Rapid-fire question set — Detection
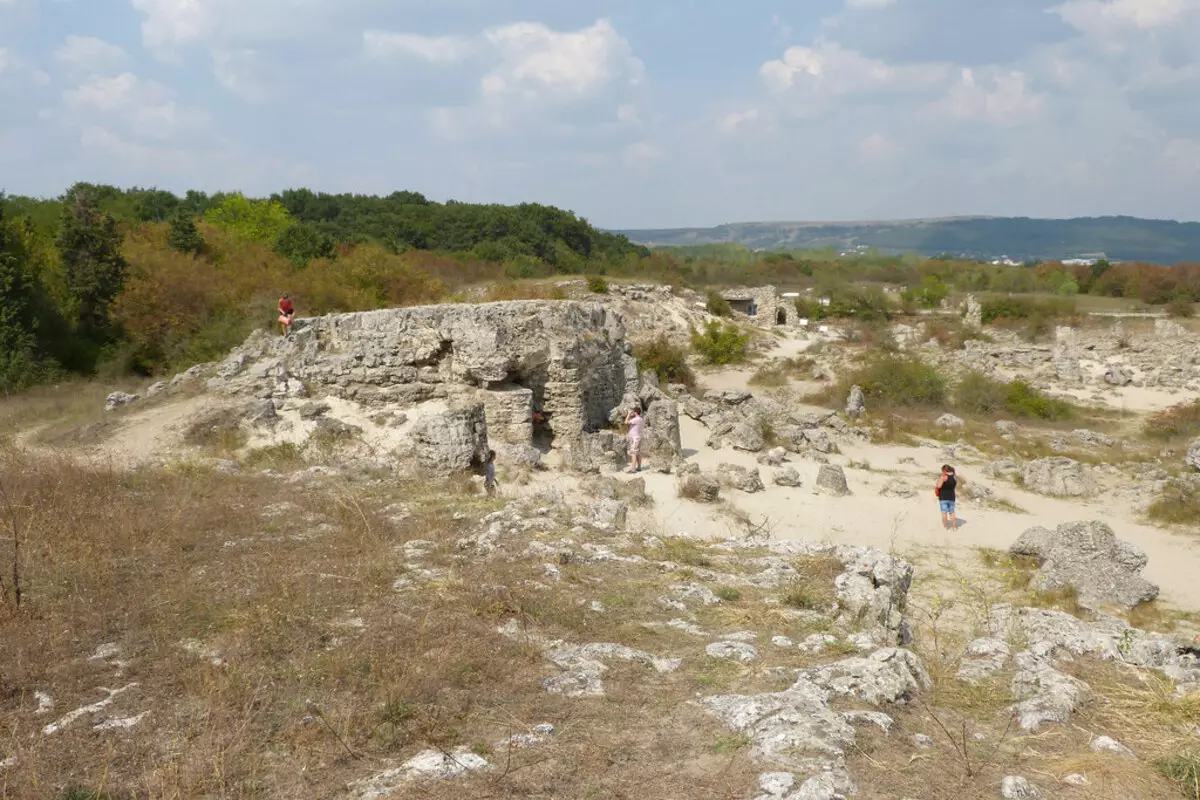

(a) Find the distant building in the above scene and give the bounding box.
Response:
[719,285,798,327]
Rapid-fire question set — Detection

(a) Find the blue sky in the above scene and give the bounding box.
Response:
[1,0,1199,228]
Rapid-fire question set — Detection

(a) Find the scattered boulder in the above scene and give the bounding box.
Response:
[1009,520,1159,611]
[105,392,138,412]
[1187,438,1200,471]
[956,638,1010,683]
[717,463,765,494]
[706,641,758,663]
[1011,647,1090,732]
[407,405,490,474]
[1156,318,1187,340]
[804,648,931,706]
[1104,362,1134,387]
[1072,429,1114,448]
[757,447,789,466]
[985,459,1021,479]
[1020,458,1098,498]
[678,471,720,503]
[994,420,1019,436]
[936,413,965,429]
[1091,735,1133,757]
[814,464,850,496]
[726,421,766,453]
[773,467,801,488]
[879,480,916,499]
[1000,776,1043,799]
[145,381,167,398]
[802,428,836,454]
[846,385,865,419]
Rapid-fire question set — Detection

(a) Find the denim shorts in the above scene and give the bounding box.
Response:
[939,500,956,514]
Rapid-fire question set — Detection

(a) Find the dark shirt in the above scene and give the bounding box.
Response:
[937,475,957,501]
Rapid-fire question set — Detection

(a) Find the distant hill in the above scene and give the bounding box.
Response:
[613,216,1200,264]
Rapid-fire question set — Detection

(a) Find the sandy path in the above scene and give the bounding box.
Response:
[629,416,1200,610]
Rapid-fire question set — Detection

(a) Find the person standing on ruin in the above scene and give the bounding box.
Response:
[625,407,645,473]
[935,464,958,531]
[278,293,296,336]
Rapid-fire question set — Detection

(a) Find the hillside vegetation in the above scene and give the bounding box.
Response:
[3,184,1200,393]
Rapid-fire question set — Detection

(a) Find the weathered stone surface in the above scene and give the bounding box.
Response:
[995,420,1019,436]
[956,638,1010,683]
[1011,646,1091,732]
[986,459,1021,478]
[350,749,489,799]
[678,471,721,502]
[802,428,836,454]
[1009,521,1159,611]
[1072,429,1115,448]
[936,413,965,429]
[834,551,914,645]
[1091,735,1134,757]
[878,480,915,499]
[846,386,865,419]
[407,404,490,474]
[773,467,802,488]
[706,641,759,663]
[105,392,138,412]
[1104,362,1134,386]
[804,648,931,706]
[814,464,850,496]
[1187,438,1200,471]
[726,420,766,453]
[1000,775,1043,799]
[210,301,635,449]
[1020,457,1098,498]
[718,463,765,493]
[758,447,789,466]
[963,294,983,331]
[643,399,682,466]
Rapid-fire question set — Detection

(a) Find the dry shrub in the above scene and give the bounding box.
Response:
[482,281,567,302]
[1144,400,1200,442]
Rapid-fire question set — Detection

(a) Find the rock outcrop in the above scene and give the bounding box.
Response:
[815,464,850,496]
[1020,457,1098,498]
[1009,521,1159,611]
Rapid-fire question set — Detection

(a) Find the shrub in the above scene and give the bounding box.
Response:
[634,335,696,388]
[954,371,1009,415]
[1166,297,1196,318]
[748,357,814,388]
[818,283,893,321]
[901,276,949,309]
[586,274,609,294]
[1004,379,1075,420]
[690,321,750,366]
[843,356,946,408]
[1144,400,1200,441]
[706,290,733,317]
[793,297,826,321]
[981,296,1076,325]
[1157,750,1200,798]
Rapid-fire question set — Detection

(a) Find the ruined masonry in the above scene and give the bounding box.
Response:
[208,301,657,470]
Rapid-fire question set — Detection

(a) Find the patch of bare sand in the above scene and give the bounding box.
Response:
[625,416,1200,610]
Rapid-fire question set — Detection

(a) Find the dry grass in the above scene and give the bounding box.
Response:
[747,357,815,388]
[0,450,802,799]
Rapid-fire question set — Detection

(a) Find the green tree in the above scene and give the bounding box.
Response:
[0,207,44,390]
[167,210,205,254]
[274,221,335,267]
[204,193,291,243]
[56,189,128,341]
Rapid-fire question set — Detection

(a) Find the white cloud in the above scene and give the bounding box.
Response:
[931,67,1045,124]
[760,41,947,95]
[362,30,473,64]
[859,131,897,159]
[1054,0,1197,35]
[617,103,640,125]
[212,49,278,101]
[717,107,760,134]
[622,141,661,164]
[54,36,132,76]
[62,72,208,139]
[845,0,896,8]
[131,0,218,53]
[483,19,643,102]
[0,46,51,87]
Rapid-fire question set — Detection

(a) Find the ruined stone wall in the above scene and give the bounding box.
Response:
[721,285,797,327]
[209,300,638,446]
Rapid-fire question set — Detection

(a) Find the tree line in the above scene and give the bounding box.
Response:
[1,184,1198,393]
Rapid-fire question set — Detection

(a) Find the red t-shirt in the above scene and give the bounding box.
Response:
[279,297,294,314]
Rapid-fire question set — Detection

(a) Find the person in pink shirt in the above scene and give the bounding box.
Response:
[625,407,646,473]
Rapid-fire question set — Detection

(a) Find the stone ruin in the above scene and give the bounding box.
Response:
[206,300,681,473]
[720,285,798,327]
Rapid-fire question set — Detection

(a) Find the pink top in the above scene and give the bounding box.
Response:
[628,415,646,441]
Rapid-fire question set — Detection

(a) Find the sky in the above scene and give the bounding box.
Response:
[1,0,1199,228]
